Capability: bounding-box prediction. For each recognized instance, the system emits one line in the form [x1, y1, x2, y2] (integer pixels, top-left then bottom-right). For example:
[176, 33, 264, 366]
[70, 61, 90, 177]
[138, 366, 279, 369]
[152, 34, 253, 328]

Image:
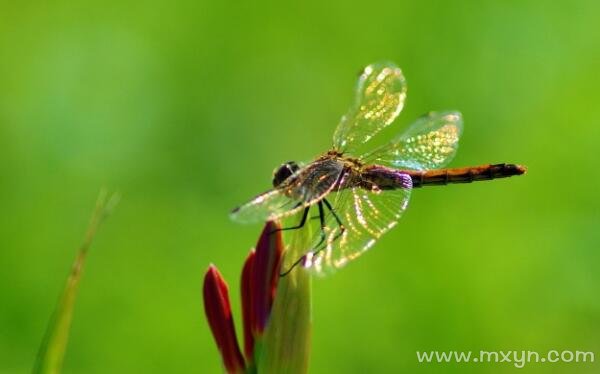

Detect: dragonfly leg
[311, 198, 346, 254]
[269, 206, 309, 235]
[323, 198, 344, 229]
[279, 255, 305, 277]
[279, 199, 346, 277]
[313, 201, 327, 249]
[279, 202, 326, 277]
[309, 201, 328, 220]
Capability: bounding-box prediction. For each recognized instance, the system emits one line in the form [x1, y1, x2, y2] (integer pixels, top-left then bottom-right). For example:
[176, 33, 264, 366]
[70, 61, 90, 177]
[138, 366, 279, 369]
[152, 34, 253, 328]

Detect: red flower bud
[203, 265, 246, 373]
[240, 250, 256, 360]
[206, 221, 285, 370]
[252, 221, 283, 334]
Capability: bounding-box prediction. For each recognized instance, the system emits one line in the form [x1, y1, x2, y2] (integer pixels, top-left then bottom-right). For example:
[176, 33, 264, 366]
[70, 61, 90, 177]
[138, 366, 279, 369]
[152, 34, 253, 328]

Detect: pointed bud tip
[203, 264, 246, 373]
[206, 264, 217, 273]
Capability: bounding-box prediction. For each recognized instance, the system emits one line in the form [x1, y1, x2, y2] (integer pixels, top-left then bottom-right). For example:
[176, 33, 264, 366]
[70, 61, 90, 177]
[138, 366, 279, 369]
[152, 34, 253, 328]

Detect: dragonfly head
[272, 161, 300, 187]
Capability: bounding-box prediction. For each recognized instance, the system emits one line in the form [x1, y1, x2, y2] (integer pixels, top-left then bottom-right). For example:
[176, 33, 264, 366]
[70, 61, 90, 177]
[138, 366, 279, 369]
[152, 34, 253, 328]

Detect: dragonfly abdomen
[407, 163, 526, 188]
[360, 163, 526, 190]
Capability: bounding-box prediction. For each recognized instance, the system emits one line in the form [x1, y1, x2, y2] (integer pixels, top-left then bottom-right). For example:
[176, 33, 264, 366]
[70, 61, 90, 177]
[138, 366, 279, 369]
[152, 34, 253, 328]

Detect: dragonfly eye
[272, 161, 299, 187]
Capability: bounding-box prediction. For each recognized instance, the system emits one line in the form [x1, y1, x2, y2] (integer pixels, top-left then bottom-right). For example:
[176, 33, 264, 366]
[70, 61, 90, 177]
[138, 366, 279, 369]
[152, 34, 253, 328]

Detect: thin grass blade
[32, 190, 119, 374]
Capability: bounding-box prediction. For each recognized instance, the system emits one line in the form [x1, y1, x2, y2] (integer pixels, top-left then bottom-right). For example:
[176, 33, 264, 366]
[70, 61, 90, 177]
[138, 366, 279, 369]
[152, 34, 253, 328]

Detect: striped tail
[406, 163, 527, 188]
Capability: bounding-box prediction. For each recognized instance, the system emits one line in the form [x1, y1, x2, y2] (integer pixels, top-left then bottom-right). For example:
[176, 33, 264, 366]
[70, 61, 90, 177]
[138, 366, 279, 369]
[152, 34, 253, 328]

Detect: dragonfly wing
[303, 171, 412, 274]
[362, 111, 463, 170]
[230, 158, 344, 224]
[230, 188, 306, 224]
[332, 62, 407, 153]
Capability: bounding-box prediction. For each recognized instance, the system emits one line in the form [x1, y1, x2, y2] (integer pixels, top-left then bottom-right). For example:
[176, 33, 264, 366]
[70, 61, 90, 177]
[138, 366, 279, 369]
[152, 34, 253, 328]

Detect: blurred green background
[1, 1, 599, 373]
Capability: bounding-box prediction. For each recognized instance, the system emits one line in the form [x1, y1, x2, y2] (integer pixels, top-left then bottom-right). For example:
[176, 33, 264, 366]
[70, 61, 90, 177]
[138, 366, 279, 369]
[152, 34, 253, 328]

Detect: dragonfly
[231, 61, 526, 275]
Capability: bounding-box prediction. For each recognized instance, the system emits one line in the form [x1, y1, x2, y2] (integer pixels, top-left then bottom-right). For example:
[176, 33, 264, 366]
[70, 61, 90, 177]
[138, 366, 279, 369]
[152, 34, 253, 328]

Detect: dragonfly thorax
[272, 161, 300, 187]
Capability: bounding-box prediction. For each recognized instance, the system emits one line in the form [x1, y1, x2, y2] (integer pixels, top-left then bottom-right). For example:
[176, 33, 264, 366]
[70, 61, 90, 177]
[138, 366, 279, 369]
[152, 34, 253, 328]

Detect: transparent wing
[362, 111, 463, 171]
[302, 170, 412, 274]
[230, 189, 306, 224]
[332, 62, 407, 153]
[230, 158, 343, 224]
